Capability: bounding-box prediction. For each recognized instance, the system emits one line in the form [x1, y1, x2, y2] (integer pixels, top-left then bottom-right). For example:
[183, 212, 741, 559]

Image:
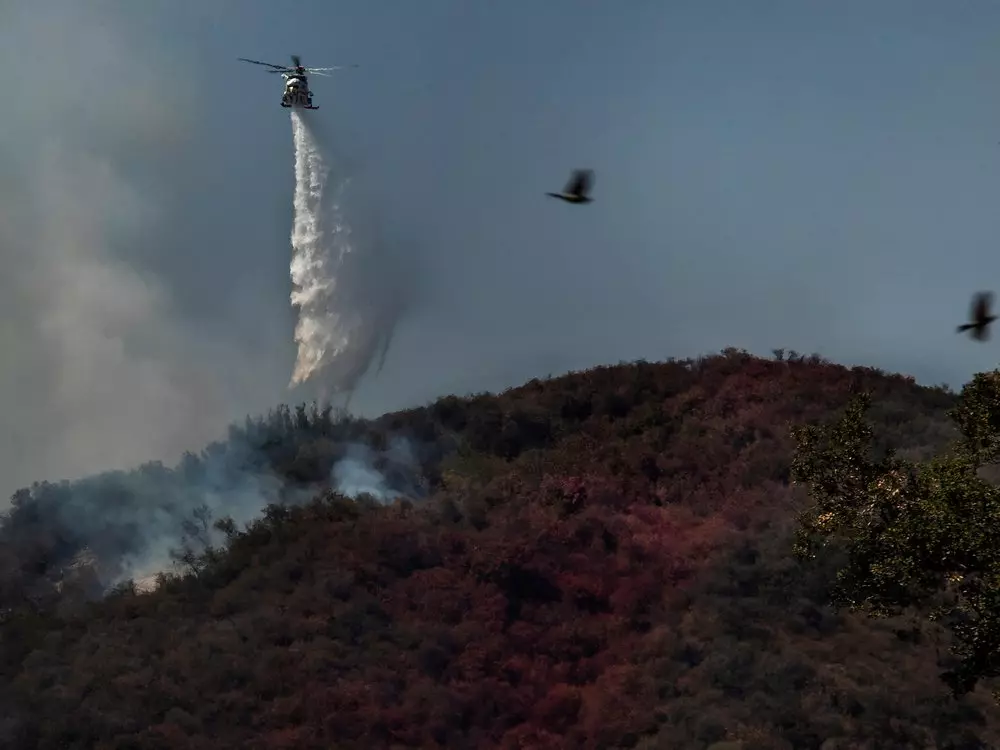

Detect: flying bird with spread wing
[547, 169, 595, 204]
[957, 291, 998, 341]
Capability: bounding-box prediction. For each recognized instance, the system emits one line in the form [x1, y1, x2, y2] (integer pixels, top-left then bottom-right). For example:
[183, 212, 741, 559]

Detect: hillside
[1, 349, 997, 749]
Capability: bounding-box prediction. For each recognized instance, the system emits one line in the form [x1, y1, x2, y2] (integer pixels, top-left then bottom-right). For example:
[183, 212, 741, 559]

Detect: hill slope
[1, 349, 997, 749]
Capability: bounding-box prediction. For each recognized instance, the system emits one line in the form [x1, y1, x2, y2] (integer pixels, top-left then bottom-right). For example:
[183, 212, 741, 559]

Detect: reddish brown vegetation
[1, 350, 998, 748]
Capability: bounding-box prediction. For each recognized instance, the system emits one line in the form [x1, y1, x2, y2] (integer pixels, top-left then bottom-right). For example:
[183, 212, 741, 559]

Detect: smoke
[0, 403, 432, 599]
[111, 457, 290, 585]
[0, 4, 296, 499]
[332, 447, 401, 501]
[23, 145, 230, 483]
[3, 436, 290, 591]
[331, 436, 424, 503]
[288, 110, 398, 397]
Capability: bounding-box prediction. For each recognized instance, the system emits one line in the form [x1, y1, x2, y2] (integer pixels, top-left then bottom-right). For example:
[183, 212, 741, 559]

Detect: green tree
[791, 371, 1000, 700]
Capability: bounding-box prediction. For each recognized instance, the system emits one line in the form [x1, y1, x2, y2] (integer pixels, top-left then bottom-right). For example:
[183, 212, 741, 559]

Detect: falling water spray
[288, 110, 357, 389]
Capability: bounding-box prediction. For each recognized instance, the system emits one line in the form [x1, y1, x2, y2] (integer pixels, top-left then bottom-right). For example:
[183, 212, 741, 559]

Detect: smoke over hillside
[0, 406, 430, 597]
[0, 5, 290, 498]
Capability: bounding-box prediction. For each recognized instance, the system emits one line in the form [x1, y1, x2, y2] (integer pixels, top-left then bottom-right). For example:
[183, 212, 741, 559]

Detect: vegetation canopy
[792, 371, 1000, 701]
[2, 350, 1000, 748]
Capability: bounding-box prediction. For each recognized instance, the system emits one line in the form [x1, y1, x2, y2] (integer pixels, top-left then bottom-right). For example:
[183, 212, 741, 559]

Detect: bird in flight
[957, 291, 998, 341]
[547, 169, 595, 204]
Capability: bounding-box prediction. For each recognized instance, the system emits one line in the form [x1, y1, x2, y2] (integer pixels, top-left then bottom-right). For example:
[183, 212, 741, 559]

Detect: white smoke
[331, 436, 424, 503]
[288, 110, 390, 395]
[332, 447, 401, 502]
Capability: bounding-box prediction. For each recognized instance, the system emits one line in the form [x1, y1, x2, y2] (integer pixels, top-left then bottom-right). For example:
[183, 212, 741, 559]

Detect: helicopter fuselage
[281, 73, 318, 110]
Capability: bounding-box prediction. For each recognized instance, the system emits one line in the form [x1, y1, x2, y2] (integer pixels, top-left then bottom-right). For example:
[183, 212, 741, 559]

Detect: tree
[791, 371, 1000, 700]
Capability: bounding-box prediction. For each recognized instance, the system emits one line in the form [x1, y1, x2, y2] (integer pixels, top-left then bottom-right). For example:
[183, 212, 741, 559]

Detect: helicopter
[238, 54, 357, 110]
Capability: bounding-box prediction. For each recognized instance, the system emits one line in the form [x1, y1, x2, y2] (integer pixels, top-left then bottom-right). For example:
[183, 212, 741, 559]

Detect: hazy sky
[2, 0, 1000, 494]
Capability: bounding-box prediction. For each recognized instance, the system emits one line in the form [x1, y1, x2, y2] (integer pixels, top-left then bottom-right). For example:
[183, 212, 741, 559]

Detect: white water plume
[287, 110, 407, 400]
[289, 110, 358, 389]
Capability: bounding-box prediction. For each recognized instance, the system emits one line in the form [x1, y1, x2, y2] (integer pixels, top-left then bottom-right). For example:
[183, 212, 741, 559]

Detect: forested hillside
[1, 349, 996, 749]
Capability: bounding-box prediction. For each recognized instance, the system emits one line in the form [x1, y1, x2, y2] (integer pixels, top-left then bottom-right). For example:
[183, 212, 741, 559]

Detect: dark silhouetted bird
[957, 291, 998, 341]
[547, 169, 594, 204]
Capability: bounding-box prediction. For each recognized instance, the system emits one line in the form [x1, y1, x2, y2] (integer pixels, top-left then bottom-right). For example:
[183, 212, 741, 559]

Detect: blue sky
[2, 0, 1000, 492]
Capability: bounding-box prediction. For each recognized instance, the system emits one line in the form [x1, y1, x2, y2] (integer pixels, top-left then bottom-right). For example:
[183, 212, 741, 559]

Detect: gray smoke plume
[331, 436, 424, 503]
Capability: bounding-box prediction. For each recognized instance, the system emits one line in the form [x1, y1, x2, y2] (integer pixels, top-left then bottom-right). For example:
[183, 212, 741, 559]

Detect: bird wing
[564, 169, 593, 196]
[974, 291, 994, 322]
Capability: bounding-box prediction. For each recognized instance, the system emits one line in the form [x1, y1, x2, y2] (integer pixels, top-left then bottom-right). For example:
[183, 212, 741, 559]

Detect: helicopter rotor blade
[238, 57, 288, 71]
